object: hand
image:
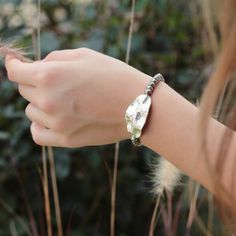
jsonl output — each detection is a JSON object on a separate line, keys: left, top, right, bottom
{"left": 5, "top": 48, "right": 149, "bottom": 147}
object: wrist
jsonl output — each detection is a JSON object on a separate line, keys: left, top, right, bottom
{"left": 141, "top": 80, "right": 166, "bottom": 147}
{"left": 118, "top": 68, "right": 151, "bottom": 141}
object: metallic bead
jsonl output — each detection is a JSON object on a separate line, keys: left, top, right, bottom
{"left": 151, "top": 78, "right": 157, "bottom": 83}
{"left": 144, "top": 73, "right": 164, "bottom": 96}
{"left": 150, "top": 82, "right": 156, "bottom": 87}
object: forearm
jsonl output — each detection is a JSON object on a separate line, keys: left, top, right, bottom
{"left": 137, "top": 79, "right": 236, "bottom": 194}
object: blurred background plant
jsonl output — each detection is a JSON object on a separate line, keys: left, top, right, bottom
{"left": 0, "top": 0, "right": 225, "bottom": 235}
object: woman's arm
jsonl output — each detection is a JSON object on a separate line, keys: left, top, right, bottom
{"left": 5, "top": 48, "right": 236, "bottom": 197}
{"left": 142, "top": 81, "right": 236, "bottom": 195}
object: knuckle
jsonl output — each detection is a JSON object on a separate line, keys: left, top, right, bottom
{"left": 77, "top": 47, "right": 91, "bottom": 56}
{"left": 52, "top": 119, "right": 66, "bottom": 132}
{"left": 62, "top": 135, "right": 73, "bottom": 147}
{"left": 32, "top": 134, "right": 42, "bottom": 145}
{"left": 34, "top": 70, "right": 54, "bottom": 87}
{"left": 45, "top": 50, "right": 60, "bottom": 61}
{"left": 33, "top": 71, "right": 46, "bottom": 85}
{"left": 38, "top": 98, "right": 55, "bottom": 113}
{"left": 30, "top": 124, "right": 43, "bottom": 145}
{"left": 25, "top": 103, "right": 31, "bottom": 116}
{"left": 18, "top": 85, "right": 23, "bottom": 96}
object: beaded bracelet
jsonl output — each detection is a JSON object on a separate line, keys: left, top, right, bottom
{"left": 125, "top": 73, "right": 165, "bottom": 146}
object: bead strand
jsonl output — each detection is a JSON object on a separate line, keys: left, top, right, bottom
{"left": 145, "top": 73, "right": 165, "bottom": 96}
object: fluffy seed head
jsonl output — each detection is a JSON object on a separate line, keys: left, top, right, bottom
{"left": 0, "top": 39, "right": 31, "bottom": 62}
{"left": 149, "top": 157, "right": 182, "bottom": 197}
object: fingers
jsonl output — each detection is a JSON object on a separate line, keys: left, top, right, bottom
{"left": 18, "top": 84, "right": 36, "bottom": 103}
{"left": 30, "top": 122, "right": 62, "bottom": 147}
{"left": 5, "top": 56, "right": 39, "bottom": 86}
{"left": 19, "top": 84, "right": 61, "bottom": 114}
{"left": 5, "top": 48, "right": 92, "bottom": 86}
{"left": 25, "top": 103, "right": 53, "bottom": 129}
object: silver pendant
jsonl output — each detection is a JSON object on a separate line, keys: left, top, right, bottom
{"left": 125, "top": 94, "right": 151, "bottom": 140}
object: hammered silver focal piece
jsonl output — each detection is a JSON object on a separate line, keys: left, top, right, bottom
{"left": 125, "top": 73, "right": 165, "bottom": 146}
{"left": 125, "top": 94, "right": 151, "bottom": 145}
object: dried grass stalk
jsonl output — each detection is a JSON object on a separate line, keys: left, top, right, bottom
{"left": 0, "top": 39, "right": 32, "bottom": 62}
{"left": 150, "top": 157, "right": 182, "bottom": 196}
{"left": 48, "top": 147, "right": 63, "bottom": 236}
{"left": 110, "top": 1, "right": 136, "bottom": 236}
{"left": 149, "top": 157, "right": 182, "bottom": 236}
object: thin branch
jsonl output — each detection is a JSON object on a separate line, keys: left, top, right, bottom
{"left": 0, "top": 197, "right": 31, "bottom": 235}
{"left": 148, "top": 194, "right": 161, "bottom": 236}
{"left": 9, "top": 220, "right": 18, "bottom": 236}
{"left": 125, "top": 0, "right": 136, "bottom": 64}
{"left": 48, "top": 147, "right": 63, "bottom": 236}
{"left": 200, "top": 0, "right": 219, "bottom": 57}
{"left": 42, "top": 146, "right": 53, "bottom": 236}
{"left": 36, "top": 0, "right": 41, "bottom": 60}
{"left": 185, "top": 182, "right": 200, "bottom": 236}
{"left": 110, "top": 1, "right": 136, "bottom": 236}
{"left": 110, "top": 142, "right": 119, "bottom": 236}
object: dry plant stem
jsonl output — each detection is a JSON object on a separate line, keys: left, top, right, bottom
{"left": 185, "top": 184, "right": 213, "bottom": 236}
{"left": 207, "top": 193, "right": 214, "bottom": 236}
{"left": 152, "top": 191, "right": 174, "bottom": 236}
{"left": 185, "top": 182, "right": 200, "bottom": 236}
{"left": 200, "top": 0, "right": 219, "bottom": 56}
{"left": 185, "top": 179, "right": 212, "bottom": 235}
{"left": 172, "top": 194, "right": 184, "bottom": 235}
{"left": 166, "top": 191, "right": 173, "bottom": 236}
{"left": 0, "top": 42, "right": 32, "bottom": 62}
{"left": 38, "top": 8, "right": 63, "bottom": 236}
{"left": 33, "top": 0, "right": 52, "bottom": 234}
{"left": 125, "top": 0, "right": 136, "bottom": 64}
{"left": 15, "top": 170, "right": 39, "bottom": 236}
{"left": 37, "top": 167, "right": 47, "bottom": 236}
{"left": 110, "top": 142, "right": 119, "bottom": 236}
{"left": 35, "top": 0, "right": 62, "bottom": 235}
{"left": 214, "top": 81, "right": 228, "bottom": 120}
{"left": 160, "top": 203, "right": 168, "bottom": 234}
{"left": 36, "top": 0, "right": 41, "bottom": 61}
{"left": 148, "top": 157, "right": 182, "bottom": 235}
{"left": 148, "top": 194, "right": 161, "bottom": 236}
{"left": 81, "top": 188, "right": 105, "bottom": 226}
{"left": 195, "top": 212, "right": 213, "bottom": 235}
{"left": 9, "top": 221, "right": 18, "bottom": 236}
{"left": 0, "top": 197, "right": 31, "bottom": 235}
{"left": 42, "top": 146, "right": 53, "bottom": 236}
{"left": 110, "top": 1, "right": 135, "bottom": 236}
{"left": 48, "top": 147, "right": 63, "bottom": 236}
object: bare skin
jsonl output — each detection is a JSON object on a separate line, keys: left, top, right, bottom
{"left": 5, "top": 48, "right": 236, "bottom": 198}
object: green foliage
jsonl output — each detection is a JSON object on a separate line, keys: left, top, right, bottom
{"left": 0, "top": 0, "right": 223, "bottom": 235}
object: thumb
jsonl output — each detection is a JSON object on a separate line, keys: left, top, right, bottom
{"left": 43, "top": 48, "right": 87, "bottom": 62}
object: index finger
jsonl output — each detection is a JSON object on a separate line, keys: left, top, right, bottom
{"left": 5, "top": 55, "right": 39, "bottom": 86}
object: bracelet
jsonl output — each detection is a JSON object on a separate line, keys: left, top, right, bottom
{"left": 125, "top": 73, "right": 165, "bottom": 146}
